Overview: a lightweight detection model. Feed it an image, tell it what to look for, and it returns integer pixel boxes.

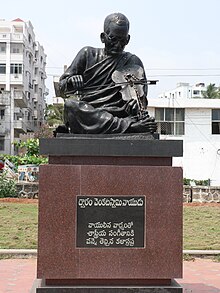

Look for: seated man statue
[58,12,157,134]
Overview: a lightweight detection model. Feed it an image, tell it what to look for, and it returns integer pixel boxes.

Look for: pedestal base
[31,279,182,293]
[37,138,183,292]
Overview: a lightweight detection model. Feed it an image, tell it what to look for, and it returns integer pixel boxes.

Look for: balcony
[33,76,40,84]
[0,123,6,135]
[14,107,23,116]
[10,54,23,62]
[33,109,38,118]
[10,74,23,83]
[26,121,34,132]
[45,87,49,95]
[0,33,10,41]
[11,33,24,42]
[0,74,6,84]
[0,93,10,106]
[14,90,28,108]
[33,93,38,102]
[14,120,27,133]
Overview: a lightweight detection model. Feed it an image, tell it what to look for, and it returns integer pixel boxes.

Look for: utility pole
[10,89,14,155]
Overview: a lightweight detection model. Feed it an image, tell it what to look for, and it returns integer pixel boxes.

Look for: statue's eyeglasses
[104,33,128,46]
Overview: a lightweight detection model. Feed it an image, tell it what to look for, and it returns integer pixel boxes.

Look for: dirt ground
[0,198,38,204]
[0,198,219,206]
[183,202,220,207]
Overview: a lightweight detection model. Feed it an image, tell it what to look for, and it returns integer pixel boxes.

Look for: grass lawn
[183,205,220,250]
[0,202,38,249]
[0,202,219,250]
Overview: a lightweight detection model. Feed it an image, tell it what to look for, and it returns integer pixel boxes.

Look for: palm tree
[202,83,220,99]
[45,104,64,127]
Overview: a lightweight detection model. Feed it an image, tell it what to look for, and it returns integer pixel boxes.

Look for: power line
[45,66,220,71]
[46,73,220,78]
[148,74,220,77]
[147,68,220,71]
[46,67,220,77]
[46,66,63,69]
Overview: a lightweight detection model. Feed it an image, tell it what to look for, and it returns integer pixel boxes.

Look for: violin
[112,65,147,119]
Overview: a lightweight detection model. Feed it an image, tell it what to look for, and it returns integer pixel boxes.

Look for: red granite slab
[37,164,182,281]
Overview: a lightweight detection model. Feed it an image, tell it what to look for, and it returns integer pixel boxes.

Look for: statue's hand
[68,75,84,90]
[129,115,157,133]
[124,99,139,116]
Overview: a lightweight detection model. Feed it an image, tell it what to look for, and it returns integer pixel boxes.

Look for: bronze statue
[57,13,157,134]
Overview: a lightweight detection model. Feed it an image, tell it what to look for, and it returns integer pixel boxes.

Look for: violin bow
[65,79,158,95]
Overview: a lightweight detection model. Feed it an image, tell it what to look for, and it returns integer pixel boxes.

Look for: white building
[148,83,220,186]
[53,75,64,106]
[0,18,48,154]
[158,82,207,99]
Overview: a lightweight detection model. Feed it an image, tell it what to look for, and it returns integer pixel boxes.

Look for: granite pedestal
[34,135,183,292]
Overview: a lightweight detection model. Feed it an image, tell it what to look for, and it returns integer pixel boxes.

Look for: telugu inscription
[77,196,145,248]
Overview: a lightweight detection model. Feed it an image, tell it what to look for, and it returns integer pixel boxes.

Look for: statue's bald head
[104,13,129,34]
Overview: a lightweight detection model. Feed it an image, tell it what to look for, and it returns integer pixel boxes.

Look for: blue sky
[2,0,220,103]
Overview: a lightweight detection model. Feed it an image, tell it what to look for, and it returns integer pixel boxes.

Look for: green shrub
[0,172,17,198]
[183,178,210,186]
[14,138,39,156]
[183,178,191,185]
[4,138,48,167]
[0,154,48,168]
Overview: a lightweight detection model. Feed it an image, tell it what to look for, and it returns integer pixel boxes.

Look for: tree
[202,83,220,99]
[45,104,64,127]
[34,124,53,139]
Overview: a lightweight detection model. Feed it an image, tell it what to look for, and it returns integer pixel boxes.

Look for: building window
[28,53,32,65]
[0,42,6,53]
[0,138,4,151]
[28,34,31,44]
[0,109,5,120]
[212,109,220,134]
[155,108,185,135]
[193,90,200,95]
[10,43,22,54]
[0,64,6,74]
[34,84,38,93]
[10,63,22,74]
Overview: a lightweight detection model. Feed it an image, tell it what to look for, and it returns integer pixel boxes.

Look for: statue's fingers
[78,75,84,88]
[76,76,80,88]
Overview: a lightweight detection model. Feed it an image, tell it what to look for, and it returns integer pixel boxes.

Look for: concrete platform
[1,258,220,293]
[31,278,182,292]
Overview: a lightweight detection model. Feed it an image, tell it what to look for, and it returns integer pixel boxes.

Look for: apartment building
[147,83,220,186]
[158,82,207,99]
[0,18,48,154]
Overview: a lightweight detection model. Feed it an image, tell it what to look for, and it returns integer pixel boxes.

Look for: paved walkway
[0,258,220,293]
[177,258,220,292]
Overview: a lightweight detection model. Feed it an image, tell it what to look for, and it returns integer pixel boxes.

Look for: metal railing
[14,90,28,108]
[14,120,27,132]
